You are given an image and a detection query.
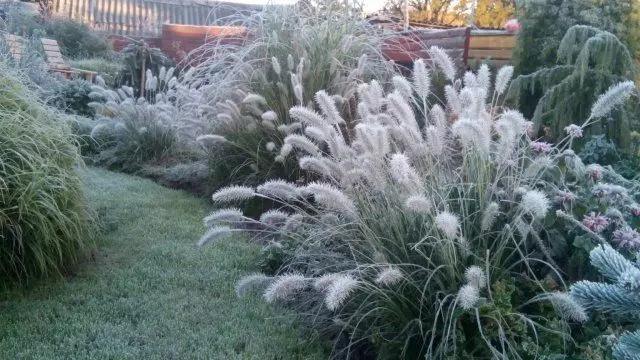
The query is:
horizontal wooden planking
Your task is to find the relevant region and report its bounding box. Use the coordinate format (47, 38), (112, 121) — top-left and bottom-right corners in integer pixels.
(41, 38), (58, 45)
(468, 48), (513, 60)
(396, 27), (468, 41)
(384, 48), (465, 64)
(382, 36), (466, 52)
(469, 35), (516, 49)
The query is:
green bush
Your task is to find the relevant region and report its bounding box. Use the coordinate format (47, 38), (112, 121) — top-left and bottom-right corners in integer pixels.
(0, 65), (95, 283)
(69, 57), (125, 87)
(50, 78), (95, 117)
(43, 17), (111, 59)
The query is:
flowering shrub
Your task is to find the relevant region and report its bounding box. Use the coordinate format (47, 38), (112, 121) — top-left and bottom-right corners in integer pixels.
(197, 45), (639, 358)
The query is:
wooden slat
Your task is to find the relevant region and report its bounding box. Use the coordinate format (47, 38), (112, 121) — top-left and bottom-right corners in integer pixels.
(468, 49), (513, 60)
(469, 35), (516, 49)
(41, 38), (58, 45)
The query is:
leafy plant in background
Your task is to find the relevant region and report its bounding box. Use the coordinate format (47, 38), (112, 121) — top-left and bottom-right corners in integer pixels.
(197, 46), (640, 358)
(69, 57), (125, 87)
(508, 25), (638, 157)
(0, 64), (95, 284)
(120, 40), (174, 97)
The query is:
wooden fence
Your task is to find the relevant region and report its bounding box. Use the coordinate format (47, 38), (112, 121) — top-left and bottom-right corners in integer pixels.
(468, 30), (516, 67)
(51, 0), (260, 36)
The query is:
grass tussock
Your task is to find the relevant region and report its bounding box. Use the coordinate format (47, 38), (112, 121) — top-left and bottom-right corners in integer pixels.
(0, 65), (95, 284)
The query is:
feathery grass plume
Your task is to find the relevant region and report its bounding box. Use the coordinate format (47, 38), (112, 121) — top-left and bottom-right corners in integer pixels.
(451, 118), (490, 155)
(424, 126), (444, 155)
(445, 85), (461, 114)
(393, 75), (413, 99)
(236, 273), (272, 297)
(457, 284), (480, 310)
(547, 292), (588, 322)
(498, 110), (527, 135)
(481, 202), (500, 232)
(314, 273), (345, 292)
(589, 81), (636, 119)
(294, 85), (304, 105)
(435, 211), (460, 239)
(261, 110), (278, 122)
(266, 142), (276, 152)
(289, 106), (327, 127)
(375, 267), (404, 286)
(325, 274), (358, 311)
(387, 91), (419, 132)
(477, 64), (491, 92)
(211, 185), (256, 203)
(260, 210), (290, 225)
(430, 104), (447, 129)
(428, 46), (456, 82)
(315, 90), (344, 125)
(284, 134), (320, 155)
(405, 194), (432, 213)
(463, 71), (477, 88)
(283, 213), (304, 232)
(305, 182), (358, 217)
(299, 156), (332, 177)
(521, 190), (550, 219)
(271, 56), (281, 75)
(523, 156), (554, 179)
(263, 273), (307, 303)
(204, 208), (246, 227)
(389, 153), (423, 191)
(256, 180), (300, 200)
(304, 126), (328, 142)
(243, 93), (268, 106)
(465, 266), (487, 289)
(196, 134), (228, 147)
(494, 66), (514, 95)
(197, 226), (233, 246)
(413, 59), (431, 100)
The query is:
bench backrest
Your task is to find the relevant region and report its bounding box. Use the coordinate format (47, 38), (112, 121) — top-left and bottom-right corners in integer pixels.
(381, 27), (471, 69)
(41, 38), (71, 71)
(5, 34), (24, 60)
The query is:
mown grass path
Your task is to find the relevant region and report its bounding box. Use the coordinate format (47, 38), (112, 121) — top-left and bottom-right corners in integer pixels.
(0, 167), (326, 359)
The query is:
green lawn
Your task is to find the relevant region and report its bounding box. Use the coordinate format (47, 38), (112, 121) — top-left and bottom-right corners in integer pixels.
(0, 167), (327, 359)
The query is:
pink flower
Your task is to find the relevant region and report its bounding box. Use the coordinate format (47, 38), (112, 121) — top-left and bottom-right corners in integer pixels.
(582, 212), (610, 233)
(586, 165), (603, 181)
(555, 190), (576, 203)
(524, 121), (534, 137)
(612, 226), (640, 250)
(531, 141), (552, 153)
(505, 19), (520, 33)
(564, 124), (583, 138)
(630, 204), (640, 217)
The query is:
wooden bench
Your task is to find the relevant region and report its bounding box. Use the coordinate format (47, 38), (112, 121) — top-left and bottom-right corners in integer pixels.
(381, 27), (471, 71)
(5, 34), (24, 60)
(40, 38), (97, 81)
(468, 30), (516, 67)
(381, 27), (517, 72)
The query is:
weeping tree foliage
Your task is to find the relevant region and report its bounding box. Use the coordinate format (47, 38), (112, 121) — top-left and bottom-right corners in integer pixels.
(508, 25), (638, 150)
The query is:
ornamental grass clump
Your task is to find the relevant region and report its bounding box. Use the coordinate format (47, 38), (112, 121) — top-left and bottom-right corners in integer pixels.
(187, 4), (397, 196)
(0, 66), (95, 283)
(201, 50), (639, 358)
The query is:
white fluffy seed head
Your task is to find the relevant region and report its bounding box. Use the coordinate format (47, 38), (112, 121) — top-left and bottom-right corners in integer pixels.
(261, 111), (278, 122)
(243, 93), (267, 106)
(464, 266), (487, 289)
(197, 226), (232, 246)
(412, 59), (431, 100)
(521, 190), (550, 219)
(314, 273), (344, 292)
(389, 153), (423, 191)
(315, 90), (344, 125)
(289, 106), (326, 127)
(263, 273), (307, 303)
(236, 273), (271, 297)
(325, 274), (358, 311)
(204, 208), (245, 227)
(259, 209), (290, 225)
(405, 194), (432, 213)
(435, 211), (459, 239)
(590, 81), (636, 119)
(305, 182), (358, 218)
(457, 284), (480, 310)
(211, 185), (255, 203)
(256, 180), (299, 200)
(495, 66), (514, 95)
(428, 46), (456, 82)
(375, 267), (404, 286)
(481, 202), (500, 231)
(197, 134), (228, 147)
(477, 64), (491, 92)
(548, 292), (588, 323)
(265, 142), (276, 152)
(393, 75), (413, 99)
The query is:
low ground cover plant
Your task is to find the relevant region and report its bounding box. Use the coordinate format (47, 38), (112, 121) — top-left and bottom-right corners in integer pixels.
(198, 47), (640, 358)
(0, 65), (95, 284)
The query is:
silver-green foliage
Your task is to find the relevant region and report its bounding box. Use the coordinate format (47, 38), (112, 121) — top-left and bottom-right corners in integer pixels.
(571, 245), (640, 360)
